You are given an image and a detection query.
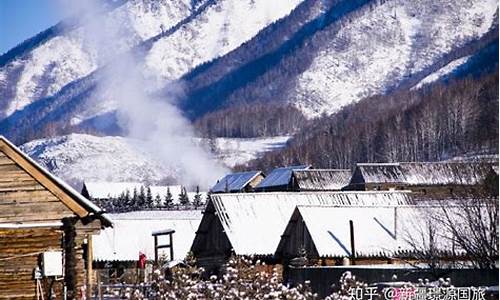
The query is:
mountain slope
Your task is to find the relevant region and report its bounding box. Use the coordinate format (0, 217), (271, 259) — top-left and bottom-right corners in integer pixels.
(19, 133), (290, 186)
(180, 0), (498, 118)
(0, 0), (304, 143)
(0, 0), (195, 119)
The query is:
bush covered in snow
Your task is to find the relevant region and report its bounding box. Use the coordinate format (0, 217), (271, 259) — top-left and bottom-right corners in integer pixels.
(128, 256), (318, 299)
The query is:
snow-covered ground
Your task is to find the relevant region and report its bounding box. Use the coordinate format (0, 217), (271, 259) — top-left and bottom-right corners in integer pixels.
(19, 133), (290, 186)
(209, 136), (290, 168)
(292, 0), (498, 117)
(411, 55), (472, 90)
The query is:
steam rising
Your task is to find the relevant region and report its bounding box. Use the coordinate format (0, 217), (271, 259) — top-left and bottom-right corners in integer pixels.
(59, 0), (228, 188)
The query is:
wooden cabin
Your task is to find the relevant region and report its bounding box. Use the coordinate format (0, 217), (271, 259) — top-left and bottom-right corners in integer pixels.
(275, 204), (482, 267)
(210, 171), (264, 193)
(346, 161), (498, 197)
(0, 136), (111, 300)
(190, 191), (412, 272)
(291, 169), (352, 191)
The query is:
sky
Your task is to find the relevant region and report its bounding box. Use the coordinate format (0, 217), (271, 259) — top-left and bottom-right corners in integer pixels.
(0, 0), (66, 54)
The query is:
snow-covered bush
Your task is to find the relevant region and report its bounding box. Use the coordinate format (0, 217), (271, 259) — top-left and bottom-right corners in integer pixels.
(129, 256), (318, 299)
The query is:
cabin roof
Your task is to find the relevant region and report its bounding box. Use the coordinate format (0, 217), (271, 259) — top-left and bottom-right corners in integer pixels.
(277, 205), (460, 258)
(211, 171), (263, 193)
(353, 161), (496, 186)
(93, 210), (202, 261)
(206, 191), (412, 256)
(0, 136), (111, 226)
(254, 165), (310, 190)
(293, 169), (352, 191)
(83, 181), (182, 200)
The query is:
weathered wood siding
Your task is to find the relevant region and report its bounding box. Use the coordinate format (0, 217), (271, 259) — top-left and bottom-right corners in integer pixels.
(276, 211), (318, 262)
(0, 145), (104, 299)
(0, 152), (75, 223)
(0, 228), (64, 299)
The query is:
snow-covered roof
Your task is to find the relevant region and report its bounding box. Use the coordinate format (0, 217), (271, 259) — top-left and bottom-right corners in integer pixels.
(352, 162), (496, 186)
(93, 210), (202, 261)
(206, 191), (412, 256)
(0, 135), (111, 226)
(291, 206), (401, 257)
(293, 169), (352, 191)
(83, 181), (182, 200)
(211, 171), (263, 193)
(278, 204), (467, 258)
(254, 165), (310, 191)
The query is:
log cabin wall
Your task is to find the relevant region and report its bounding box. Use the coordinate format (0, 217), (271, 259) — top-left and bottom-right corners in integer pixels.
(0, 227), (64, 299)
(0, 137), (107, 300)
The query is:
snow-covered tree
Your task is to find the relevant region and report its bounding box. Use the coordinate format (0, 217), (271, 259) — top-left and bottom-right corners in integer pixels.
(193, 186), (202, 208)
(179, 187), (190, 206)
(164, 187), (173, 207)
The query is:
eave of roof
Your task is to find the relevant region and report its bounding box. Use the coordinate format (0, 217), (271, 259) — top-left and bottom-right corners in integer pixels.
(0, 136), (112, 227)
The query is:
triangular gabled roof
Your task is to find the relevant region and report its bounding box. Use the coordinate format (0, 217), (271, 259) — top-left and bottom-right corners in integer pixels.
(211, 171), (263, 193)
(194, 191), (412, 256)
(0, 136), (111, 226)
(254, 165), (310, 191)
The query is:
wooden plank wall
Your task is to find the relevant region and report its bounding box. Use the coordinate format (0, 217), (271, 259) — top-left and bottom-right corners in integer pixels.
(0, 152), (75, 223)
(0, 147), (104, 299)
(0, 228), (64, 300)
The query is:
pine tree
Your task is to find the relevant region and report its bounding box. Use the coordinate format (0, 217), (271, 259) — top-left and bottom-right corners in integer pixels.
(193, 186), (202, 208)
(164, 187), (173, 207)
(138, 185), (146, 208)
(179, 187), (190, 206)
(154, 194), (162, 208)
(131, 187), (138, 210)
(124, 189), (131, 208)
(146, 186), (153, 208)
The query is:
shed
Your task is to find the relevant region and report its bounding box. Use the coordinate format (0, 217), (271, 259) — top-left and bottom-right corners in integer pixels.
(347, 161), (497, 195)
(93, 210), (201, 263)
(276, 204), (478, 265)
(254, 165), (310, 192)
(210, 171), (264, 193)
(292, 169), (352, 191)
(0, 136), (111, 299)
(190, 191), (412, 269)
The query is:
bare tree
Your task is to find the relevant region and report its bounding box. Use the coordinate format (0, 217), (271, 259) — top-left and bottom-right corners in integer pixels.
(404, 174), (499, 269)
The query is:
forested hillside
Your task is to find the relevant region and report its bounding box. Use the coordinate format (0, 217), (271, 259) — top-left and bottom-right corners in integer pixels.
(194, 103), (307, 138)
(241, 72), (499, 171)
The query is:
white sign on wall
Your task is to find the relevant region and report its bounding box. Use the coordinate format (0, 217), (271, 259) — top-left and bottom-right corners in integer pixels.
(42, 251), (63, 277)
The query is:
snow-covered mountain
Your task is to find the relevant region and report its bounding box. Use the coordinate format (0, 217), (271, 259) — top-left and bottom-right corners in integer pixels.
(292, 0), (498, 116)
(19, 133), (290, 186)
(179, 0), (498, 118)
(0, 0), (302, 125)
(1, 0), (497, 134)
(0, 0), (498, 185)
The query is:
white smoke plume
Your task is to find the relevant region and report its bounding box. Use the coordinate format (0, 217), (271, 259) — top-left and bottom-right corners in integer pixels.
(58, 0), (228, 189)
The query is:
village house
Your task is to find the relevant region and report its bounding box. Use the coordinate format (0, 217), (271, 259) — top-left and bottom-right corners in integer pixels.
(190, 191), (412, 272)
(253, 165), (310, 192)
(0, 136), (111, 299)
(346, 161), (498, 196)
(92, 210), (202, 283)
(210, 171), (264, 193)
(292, 169), (352, 191)
(275, 205), (462, 266)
